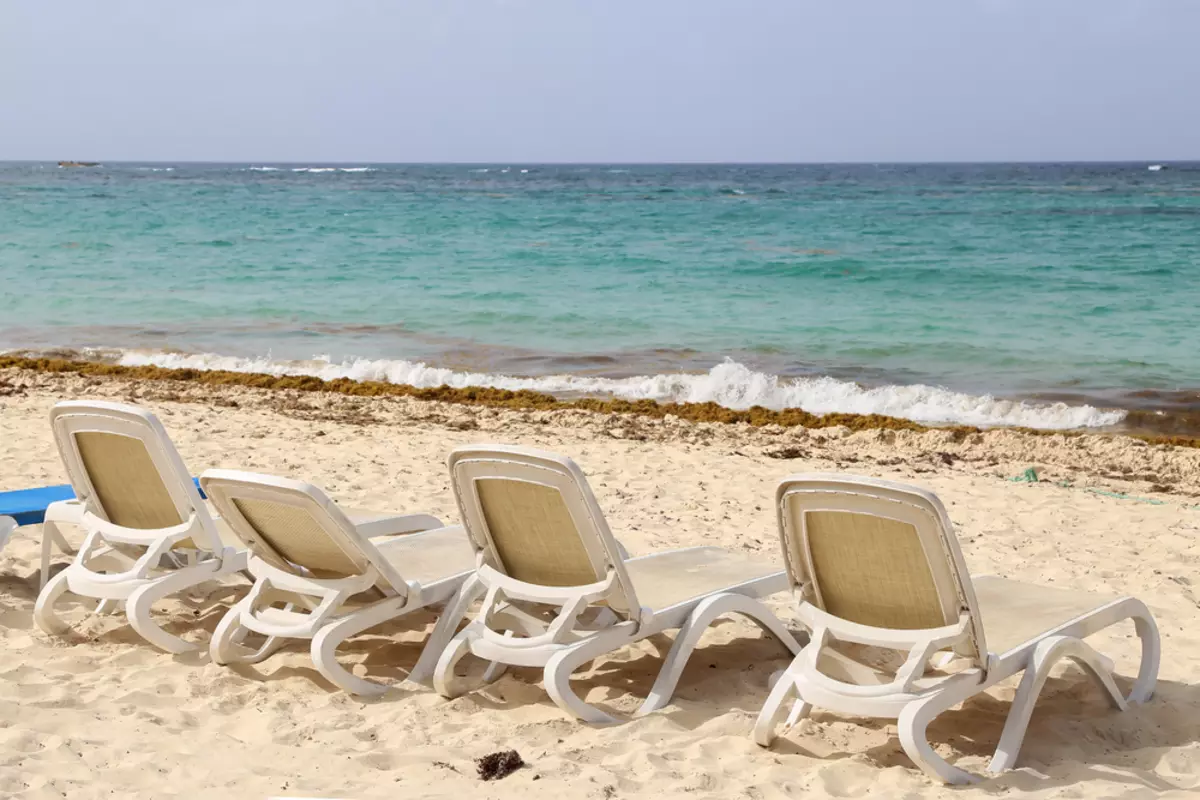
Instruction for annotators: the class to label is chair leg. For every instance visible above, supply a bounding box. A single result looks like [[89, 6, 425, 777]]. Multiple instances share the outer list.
[[432, 630, 479, 699], [210, 599, 292, 665], [245, 609, 295, 663], [427, 627, 512, 698], [33, 569, 72, 635], [0, 516, 15, 553], [210, 602, 250, 665], [310, 596, 411, 696], [753, 659, 809, 746], [1127, 602, 1161, 705], [543, 632, 632, 724], [126, 565, 221, 653], [39, 518, 79, 591], [96, 598, 124, 615], [897, 674, 990, 785], [40, 522, 57, 592], [989, 635, 1125, 774], [636, 593, 803, 717], [408, 577, 484, 687], [481, 660, 509, 684], [988, 601, 1159, 775]]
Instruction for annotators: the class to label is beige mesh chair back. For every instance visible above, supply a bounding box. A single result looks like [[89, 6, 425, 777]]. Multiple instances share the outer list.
[[201, 471, 411, 593], [449, 445, 641, 616], [50, 400, 220, 551], [775, 473, 986, 663], [35, 401, 246, 655], [756, 473, 1160, 785]]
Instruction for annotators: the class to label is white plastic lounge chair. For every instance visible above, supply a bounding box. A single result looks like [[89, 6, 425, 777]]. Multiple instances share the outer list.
[[201, 469, 477, 696], [33, 401, 249, 653], [425, 445, 802, 722], [753, 473, 1160, 784]]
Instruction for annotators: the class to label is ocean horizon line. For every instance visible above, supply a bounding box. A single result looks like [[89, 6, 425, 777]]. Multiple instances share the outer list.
[[8, 158, 1200, 167]]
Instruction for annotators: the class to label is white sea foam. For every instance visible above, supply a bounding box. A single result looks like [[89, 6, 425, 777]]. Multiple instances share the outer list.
[[136, 167, 174, 172], [248, 166, 280, 171], [113, 351, 1126, 431], [293, 167, 337, 173], [339, 167, 375, 172]]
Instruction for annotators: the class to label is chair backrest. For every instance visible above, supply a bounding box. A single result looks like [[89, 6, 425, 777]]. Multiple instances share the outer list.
[[200, 469, 408, 592], [49, 400, 222, 552], [448, 445, 641, 615], [775, 473, 986, 664]]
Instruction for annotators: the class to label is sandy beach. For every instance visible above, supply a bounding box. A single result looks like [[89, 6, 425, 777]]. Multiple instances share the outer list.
[[2, 366, 1199, 799]]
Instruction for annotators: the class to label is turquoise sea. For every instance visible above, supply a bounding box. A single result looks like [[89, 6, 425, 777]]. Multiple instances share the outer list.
[[1, 161, 1197, 433]]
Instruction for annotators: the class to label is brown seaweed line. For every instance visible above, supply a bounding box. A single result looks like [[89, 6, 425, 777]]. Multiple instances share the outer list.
[[2, 355, 1195, 449]]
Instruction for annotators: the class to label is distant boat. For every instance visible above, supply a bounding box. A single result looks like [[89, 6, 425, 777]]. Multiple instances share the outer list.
[[58, 161, 99, 168], [1147, 164, 1165, 171]]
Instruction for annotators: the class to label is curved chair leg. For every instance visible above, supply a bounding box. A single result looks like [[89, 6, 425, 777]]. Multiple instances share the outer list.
[[408, 577, 484, 687], [312, 625, 387, 697], [246, 635, 288, 664], [544, 632, 632, 724], [211, 597, 294, 665], [1128, 603, 1161, 705], [753, 660, 811, 746], [427, 628, 512, 698], [432, 630, 480, 699], [33, 569, 73, 635], [897, 673, 990, 785], [210, 603, 250, 665], [988, 635, 1125, 773], [126, 565, 222, 653], [636, 593, 803, 717], [310, 596, 412, 696]]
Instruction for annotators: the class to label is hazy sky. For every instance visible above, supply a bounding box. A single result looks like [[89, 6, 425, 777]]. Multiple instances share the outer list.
[[2, 0, 1197, 162]]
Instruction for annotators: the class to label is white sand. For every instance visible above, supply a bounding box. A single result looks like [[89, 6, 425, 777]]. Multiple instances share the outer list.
[[2, 370, 1199, 799]]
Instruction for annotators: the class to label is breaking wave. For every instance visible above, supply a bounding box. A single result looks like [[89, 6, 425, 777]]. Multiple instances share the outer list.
[[113, 350, 1126, 430]]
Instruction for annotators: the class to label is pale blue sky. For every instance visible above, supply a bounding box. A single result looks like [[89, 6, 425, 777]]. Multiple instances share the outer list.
[[2, 0, 1197, 162]]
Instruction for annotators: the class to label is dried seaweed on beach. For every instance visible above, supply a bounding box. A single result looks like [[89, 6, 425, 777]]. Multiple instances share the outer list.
[[5, 354, 1200, 450], [476, 749, 525, 781]]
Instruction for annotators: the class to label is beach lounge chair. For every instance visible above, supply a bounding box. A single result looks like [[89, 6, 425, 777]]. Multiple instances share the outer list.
[[425, 445, 802, 722], [752, 473, 1160, 783], [201, 469, 477, 696], [33, 401, 249, 653]]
